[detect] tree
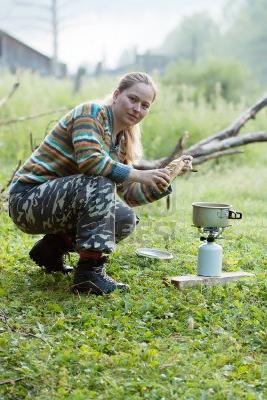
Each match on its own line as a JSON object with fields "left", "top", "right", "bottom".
{"left": 223, "top": 0, "right": 267, "bottom": 82}
{"left": 159, "top": 12, "right": 221, "bottom": 64}
{"left": 1, "top": 0, "right": 79, "bottom": 76}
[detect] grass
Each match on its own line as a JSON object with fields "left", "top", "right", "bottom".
{"left": 0, "top": 73, "right": 266, "bottom": 399}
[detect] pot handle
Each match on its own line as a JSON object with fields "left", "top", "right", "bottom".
{"left": 228, "top": 210, "right": 242, "bottom": 220}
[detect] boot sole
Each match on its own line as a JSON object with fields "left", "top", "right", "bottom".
{"left": 71, "top": 285, "right": 102, "bottom": 295}
{"left": 71, "top": 279, "right": 129, "bottom": 295}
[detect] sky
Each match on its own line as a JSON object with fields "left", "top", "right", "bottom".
{"left": 0, "top": 0, "right": 226, "bottom": 72}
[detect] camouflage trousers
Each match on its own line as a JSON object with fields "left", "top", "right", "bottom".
{"left": 8, "top": 175, "right": 138, "bottom": 253}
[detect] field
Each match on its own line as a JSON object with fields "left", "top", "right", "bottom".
{"left": 0, "top": 72, "right": 266, "bottom": 399}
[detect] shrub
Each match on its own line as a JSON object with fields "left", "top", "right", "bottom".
{"left": 163, "top": 59, "right": 250, "bottom": 103}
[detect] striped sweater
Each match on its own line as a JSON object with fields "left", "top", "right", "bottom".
{"left": 11, "top": 102, "right": 171, "bottom": 207}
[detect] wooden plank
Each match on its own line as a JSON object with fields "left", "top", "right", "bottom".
{"left": 171, "top": 271, "right": 254, "bottom": 289}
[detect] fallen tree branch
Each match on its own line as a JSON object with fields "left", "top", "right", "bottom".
{"left": 187, "top": 95, "right": 267, "bottom": 152}
{"left": 0, "top": 106, "right": 72, "bottom": 127}
{"left": 136, "top": 96, "right": 267, "bottom": 170}
{"left": 0, "top": 79, "right": 20, "bottom": 110}
{"left": 190, "top": 131, "right": 267, "bottom": 158}
{"left": 193, "top": 149, "right": 243, "bottom": 165}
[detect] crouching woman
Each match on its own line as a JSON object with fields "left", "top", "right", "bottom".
{"left": 8, "top": 72, "right": 193, "bottom": 295}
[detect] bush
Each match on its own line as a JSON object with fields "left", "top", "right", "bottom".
{"left": 163, "top": 59, "right": 250, "bottom": 103}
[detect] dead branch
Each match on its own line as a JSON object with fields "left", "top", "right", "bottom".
{"left": 193, "top": 149, "right": 243, "bottom": 166}
{"left": 160, "top": 131, "right": 189, "bottom": 167}
{"left": 0, "top": 79, "right": 20, "bottom": 110}
{"left": 190, "top": 132, "right": 267, "bottom": 158}
{"left": 134, "top": 132, "right": 190, "bottom": 170}
{"left": 0, "top": 106, "right": 72, "bottom": 127}
{"left": 0, "top": 160, "right": 21, "bottom": 194}
{"left": 30, "top": 132, "right": 34, "bottom": 152}
{"left": 187, "top": 95, "right": 267, "bottom": 152}
{"left": 135, "top": 96, "right": 267, "bottom": 170}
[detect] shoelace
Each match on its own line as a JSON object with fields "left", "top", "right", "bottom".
{"left": 94, "top": 267, "right": 117, "bottom": 284}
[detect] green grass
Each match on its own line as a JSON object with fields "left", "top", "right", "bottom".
{"left": 0, "top": 73, "right": 266, "bottom": 399}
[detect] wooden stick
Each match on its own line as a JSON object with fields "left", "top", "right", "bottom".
{"left": 0, "top": 106, "right": 72, "bottom": 127}
{"left": 0, "top": 80, "right": 20, "bottom": 110}
{"left": 0, "top": 160, "right": 21, "bottom": 193}
{"left": 193, "top": 149, "right": 243, "bottom": 165}
{"left": 160, "top": 132, "right": 189, "bottom": 168}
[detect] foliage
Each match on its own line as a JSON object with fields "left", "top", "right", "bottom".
{"left": 222, "top": 0, "right": 267, "bottom": 82}
{"left": 0, "top": 72, "right": 266, "bottom": 399}
{"left": 162, "top": 59, "right": 250, "bottom": 103}
{"left": 159, "top": 1, "right": 267, "bottom": 85}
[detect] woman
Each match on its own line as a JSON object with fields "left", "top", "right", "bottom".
{"left": 8, "top": 72, "right": 193, "bottom": 295}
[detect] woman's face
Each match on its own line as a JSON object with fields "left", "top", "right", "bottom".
{"left": 112, "top": 82, "right": 155, "bottom": 127}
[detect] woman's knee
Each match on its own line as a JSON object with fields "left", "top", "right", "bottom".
{"left": 124, "top": 209, "right": 137, "bottom": 229}
{"left": 115, "top": 207, "right": 138, "bottom": 241}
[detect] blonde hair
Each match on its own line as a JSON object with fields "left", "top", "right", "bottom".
{"left": 105, "top": 72, "right": 157, "bottom": 165}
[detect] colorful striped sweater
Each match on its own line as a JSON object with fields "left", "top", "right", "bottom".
{"left": 10, "top": 102, "right": 171, "bottom": 207}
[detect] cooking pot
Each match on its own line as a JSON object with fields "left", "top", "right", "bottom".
{"left": 192, "top": 202, "right": 242, "bottom": 228}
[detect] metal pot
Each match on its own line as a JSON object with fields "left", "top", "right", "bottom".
{"left": 192, "top": 202, "right": 242, "bottom": 228}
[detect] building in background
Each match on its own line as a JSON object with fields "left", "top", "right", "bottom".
{"left": 95, "top": 50, "right": 175, "bottom": 77}
{"left": 134, "top": 51, "right": 174, "bottom": 74}
{"left": 0, "top": 29, "right": 66, "bottom": 77}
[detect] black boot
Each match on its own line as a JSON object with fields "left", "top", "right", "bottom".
{"left": 72, "top": 257, "right": 129, "bottom": 295}
{"left": 29, "top": 234, "right": 74, "bottom": 274}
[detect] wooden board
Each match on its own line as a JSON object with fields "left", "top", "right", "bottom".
{"left": 171, "top": 271, "right": 254, "bottom": 289}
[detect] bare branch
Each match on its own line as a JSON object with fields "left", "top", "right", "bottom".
{"left": 0, "top": 106, "right": 72, "bottom": 127}
{"left": 160, "top": 132, "right": 189, "bottom": 167}
{"left": 187, "top": 95, "right": 267, "bottom": 152}
{"left": 136, "top": 131, "right": 267, "bottom": 170}
{"left": 134, "top": 132, "right": 190, "bottom": 170}
{"left": 0, "top": 160, "right": 21, "bottom": 194}
{"left": 0, "top": 80, "right": 20, "bottom": 110}
{"left": 30, "top": 132, "right": 34, "bottom": 152}
{"left": 193, "top": 149, "right": 243, "bottom": 166}
{"left": 191, "top": 132, "right": 267, "bottom": 158}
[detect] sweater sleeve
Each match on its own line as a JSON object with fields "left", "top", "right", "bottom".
{"left": 116, "top": 180, "right": 172, "bottom": 207}
{"left": 71, "top": 111, "right": 131, "bottom": 183}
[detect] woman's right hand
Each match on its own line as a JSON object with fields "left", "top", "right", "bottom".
{"left": 128, "top": 168, "right": 171, "bottom": 192}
